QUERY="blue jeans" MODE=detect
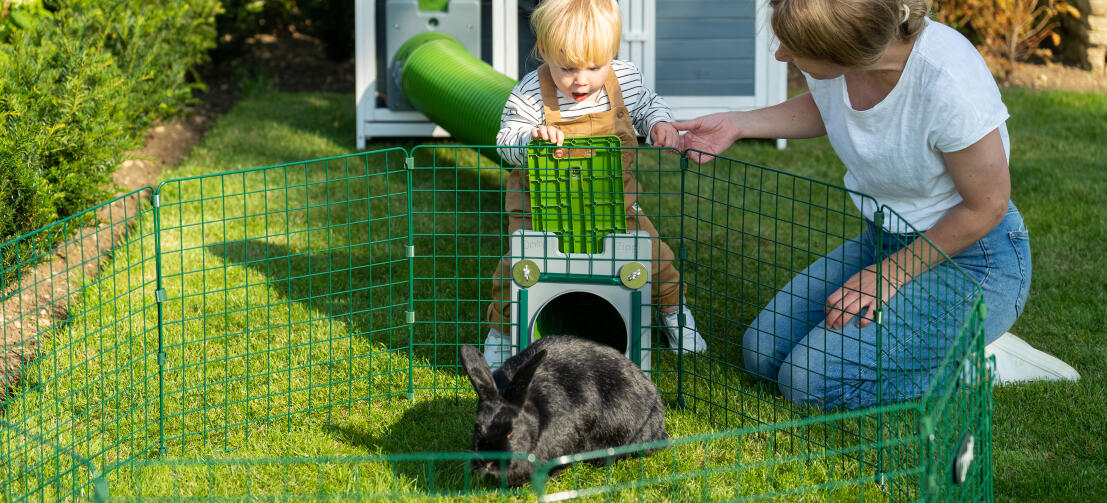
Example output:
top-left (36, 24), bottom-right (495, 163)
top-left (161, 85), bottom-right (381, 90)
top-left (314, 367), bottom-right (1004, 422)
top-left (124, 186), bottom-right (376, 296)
top-left (742, 202), bottom-right (1031, 410)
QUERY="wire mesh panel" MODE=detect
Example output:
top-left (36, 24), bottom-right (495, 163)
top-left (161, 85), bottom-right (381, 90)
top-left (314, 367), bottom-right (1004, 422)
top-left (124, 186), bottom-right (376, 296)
top-left (677, 154), bottom-right (873, 422)
top-left (0, 146), bottom-right (992, 502)
top-left (677, 152), bottom-right (991, 501)
top-left (530, 405), bottom-right (924, 502)
top-left (1, 189), bottom-right (158, 502)
top-left (115, 452), bottom-right (536, 502)
top-left (153, 149), bottom-right (412, 456)
top-left (406, 145), bottom-right (510, 398)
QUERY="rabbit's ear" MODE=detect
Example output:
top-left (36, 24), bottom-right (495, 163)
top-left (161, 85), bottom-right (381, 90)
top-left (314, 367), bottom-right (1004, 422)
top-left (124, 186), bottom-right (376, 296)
top-left (503, 349), bottom-right (547, 406)
top-left (460, 345), bottom-right (499, 402)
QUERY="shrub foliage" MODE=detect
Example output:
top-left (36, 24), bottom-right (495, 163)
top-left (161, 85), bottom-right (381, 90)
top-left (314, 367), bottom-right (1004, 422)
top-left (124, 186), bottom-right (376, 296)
top-left (934, 0), bottom-right (1081, 71)
top-left (0, 0), bottom-right (219, 278)
top-left (214, 0), bottom-right (353, 62)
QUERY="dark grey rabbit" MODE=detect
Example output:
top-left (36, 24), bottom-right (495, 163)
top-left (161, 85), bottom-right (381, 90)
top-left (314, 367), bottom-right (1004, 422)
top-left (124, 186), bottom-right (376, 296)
top-left (458, 335), bottom-right (668, 487)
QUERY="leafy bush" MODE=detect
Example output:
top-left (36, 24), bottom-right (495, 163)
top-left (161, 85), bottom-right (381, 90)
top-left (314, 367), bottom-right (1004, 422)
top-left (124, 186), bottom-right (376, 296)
top-left (64, 0), bottom-right (222, 118)
top-left (0, 0), bottom-right (53, 42)
top-left (214, 0), bottom-right (353, 63)
top-left (0, 0), bottom-right (219, 278)
top-left (212, 0), bottom-right (298, 62)
top-left (0, 30), bottom-right (130, 260)
top-left (934, 0), bottom-right (1082, 72)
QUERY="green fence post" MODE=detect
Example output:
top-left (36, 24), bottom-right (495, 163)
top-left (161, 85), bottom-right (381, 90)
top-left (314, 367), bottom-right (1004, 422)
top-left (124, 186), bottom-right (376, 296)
top-left (152, 190), bottom-right (168, 457)
top-left (405, 154), bottom-right (416, 401)
top-left (676, 154), bottom-right (689, 407)
top-left (518, 289), bottom-right (530, 351)
top-left (631, 289), bottom-right (642, 367)
top-left (873, 209), bottom-right (886, 485)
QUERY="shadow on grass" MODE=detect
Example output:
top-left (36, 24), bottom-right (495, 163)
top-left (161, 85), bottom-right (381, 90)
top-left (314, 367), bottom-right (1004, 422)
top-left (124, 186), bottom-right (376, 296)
top-left (207, 238), bottom-right (491, 371)
top-left (323, 396), bottom-right (520, 494)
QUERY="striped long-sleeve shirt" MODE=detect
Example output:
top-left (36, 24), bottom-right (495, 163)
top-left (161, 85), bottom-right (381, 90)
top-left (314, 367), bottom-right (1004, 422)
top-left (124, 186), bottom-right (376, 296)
top-left (495, 59), bottom-right (674, 167)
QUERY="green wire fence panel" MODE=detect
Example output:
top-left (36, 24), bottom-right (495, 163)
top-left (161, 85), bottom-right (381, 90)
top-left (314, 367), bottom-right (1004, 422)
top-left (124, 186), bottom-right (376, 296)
top-left (153, 150), bottom-right (413, 456)
top-left (1, 187), bottom-right (157, 503)
top-left (1, 146), bottom-right (992, 502)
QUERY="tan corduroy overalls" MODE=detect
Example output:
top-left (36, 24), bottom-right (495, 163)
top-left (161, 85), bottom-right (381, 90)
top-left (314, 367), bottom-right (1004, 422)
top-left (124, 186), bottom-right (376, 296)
top-left (485, 64), bottom-right (682, 329)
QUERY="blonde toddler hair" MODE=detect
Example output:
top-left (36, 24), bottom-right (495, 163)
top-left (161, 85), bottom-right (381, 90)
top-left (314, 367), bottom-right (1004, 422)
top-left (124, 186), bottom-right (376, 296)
top-left (770, 0), bottom-right (930, 67)
top-left (531, 0), bottom-right (622, 68)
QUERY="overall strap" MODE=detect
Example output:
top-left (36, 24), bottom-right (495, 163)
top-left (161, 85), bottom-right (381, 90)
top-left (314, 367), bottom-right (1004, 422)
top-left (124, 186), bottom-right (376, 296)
top-left (537, 64), bottom-right (562, 124)
top-left (603, 64), bottom-right (625, 110)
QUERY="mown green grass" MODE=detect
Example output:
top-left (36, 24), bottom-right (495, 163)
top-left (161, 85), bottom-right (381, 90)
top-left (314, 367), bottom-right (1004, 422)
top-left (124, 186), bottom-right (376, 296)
top-left (3, 87), bottom-right (1101, 502)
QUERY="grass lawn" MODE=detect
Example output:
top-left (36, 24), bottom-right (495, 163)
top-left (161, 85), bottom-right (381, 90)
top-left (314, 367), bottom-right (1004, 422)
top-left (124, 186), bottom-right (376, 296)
top-left (3, 87), bottom-right (1103, 502)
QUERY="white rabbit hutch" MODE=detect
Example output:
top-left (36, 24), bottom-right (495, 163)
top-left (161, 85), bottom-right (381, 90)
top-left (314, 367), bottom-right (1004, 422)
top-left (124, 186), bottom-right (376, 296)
top-left (354, 0), bottom-right (789, 148)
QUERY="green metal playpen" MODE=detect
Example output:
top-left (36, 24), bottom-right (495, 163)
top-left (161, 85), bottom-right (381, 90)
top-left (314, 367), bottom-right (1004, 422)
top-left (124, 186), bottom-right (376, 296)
top-left (1, 145), bottom-right (992, 501)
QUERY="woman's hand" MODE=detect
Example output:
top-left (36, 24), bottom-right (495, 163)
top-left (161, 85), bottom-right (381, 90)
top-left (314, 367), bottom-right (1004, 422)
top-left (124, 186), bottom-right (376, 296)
top-left (673, 94), bottom-right (827, 164)
top-left (531, 125), bottom-right (565, 146)
top-left (672, 112), bottom-right (742, 163)
top-left (824, 265), bottom-right (899, 330)
top-left (650, 122), bottom-right (681, 150)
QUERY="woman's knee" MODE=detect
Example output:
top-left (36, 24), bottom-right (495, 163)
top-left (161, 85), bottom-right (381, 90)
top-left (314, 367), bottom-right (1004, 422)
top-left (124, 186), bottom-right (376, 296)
top-left (775, 328), bottom-right (868, 410)
top-left (776, 348), bottom-right (830, 408)
top-left (778, 359), bottom-right (866, 410)
top-left (742, 322), bottom-right (779, 380)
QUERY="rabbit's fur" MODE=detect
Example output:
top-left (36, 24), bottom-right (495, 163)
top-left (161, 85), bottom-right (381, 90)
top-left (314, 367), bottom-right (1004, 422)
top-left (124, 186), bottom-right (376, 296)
top-left (459, 336), bottom-right (668, 487)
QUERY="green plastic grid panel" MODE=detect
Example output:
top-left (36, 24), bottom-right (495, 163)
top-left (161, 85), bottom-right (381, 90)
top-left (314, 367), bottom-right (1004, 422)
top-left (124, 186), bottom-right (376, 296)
top-left (525, 135), bottom-right (627, 254)
top-left (0, 146), bottom-right (991, 502)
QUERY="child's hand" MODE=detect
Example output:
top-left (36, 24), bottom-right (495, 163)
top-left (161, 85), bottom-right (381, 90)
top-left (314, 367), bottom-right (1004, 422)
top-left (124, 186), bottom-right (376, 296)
top-left (531, 125), bottom-right (565, 146)
top-left (650, 122), bottom-right (680, 150)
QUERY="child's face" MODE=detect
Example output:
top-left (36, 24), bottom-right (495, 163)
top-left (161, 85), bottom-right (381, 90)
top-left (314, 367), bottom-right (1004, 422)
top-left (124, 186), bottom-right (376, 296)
top-left (547, 60), bottom-right (612, 103)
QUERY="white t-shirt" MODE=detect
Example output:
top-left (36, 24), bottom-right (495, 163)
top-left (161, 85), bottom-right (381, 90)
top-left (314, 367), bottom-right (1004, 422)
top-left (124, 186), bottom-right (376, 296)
top-left (804, 19), bottom-right (1010, 233)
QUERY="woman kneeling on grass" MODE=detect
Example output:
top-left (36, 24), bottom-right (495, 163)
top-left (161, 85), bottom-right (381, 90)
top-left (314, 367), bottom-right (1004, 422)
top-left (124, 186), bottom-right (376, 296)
top-left (674, 0), bottom-right (1078, 410)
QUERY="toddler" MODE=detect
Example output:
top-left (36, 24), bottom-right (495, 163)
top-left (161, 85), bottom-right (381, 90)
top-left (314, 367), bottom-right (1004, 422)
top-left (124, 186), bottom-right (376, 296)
top-left (482, 0), bottom-right (706, 367)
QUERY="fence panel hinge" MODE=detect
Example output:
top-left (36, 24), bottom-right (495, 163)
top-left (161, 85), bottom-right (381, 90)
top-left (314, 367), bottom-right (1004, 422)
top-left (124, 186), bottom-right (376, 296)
top-left (154, 288), bottom-right (167, 303)
top-left (406, 245), bottom-right (415, 258)
top-left (405, 311), bottom-right (415, 324)
top-left (404, 157), bottom-right (414, 171)
top-left (151, 193), bottom-right (160, 208)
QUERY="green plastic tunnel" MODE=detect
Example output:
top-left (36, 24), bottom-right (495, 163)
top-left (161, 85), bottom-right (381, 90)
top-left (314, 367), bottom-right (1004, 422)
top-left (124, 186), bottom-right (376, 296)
top-left (393, 32), bottom-right (517, 148)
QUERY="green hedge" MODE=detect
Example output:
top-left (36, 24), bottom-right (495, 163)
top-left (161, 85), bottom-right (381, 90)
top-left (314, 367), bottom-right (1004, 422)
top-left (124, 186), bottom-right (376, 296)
top-left (214, 0), bottom-right (352, 62)
top-left (0, 0), bottom-right (219, 278)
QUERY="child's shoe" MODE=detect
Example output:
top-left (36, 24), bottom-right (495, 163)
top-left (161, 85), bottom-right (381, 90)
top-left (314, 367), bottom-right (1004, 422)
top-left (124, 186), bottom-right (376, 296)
top-left (482, 328), bottom-right (512, 369)
top-left (660, 304), bottom-right (707, 353)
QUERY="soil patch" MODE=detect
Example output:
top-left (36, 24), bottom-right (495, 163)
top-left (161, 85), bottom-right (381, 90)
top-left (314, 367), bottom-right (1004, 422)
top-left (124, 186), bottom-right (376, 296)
top-left (133, 31), bottom-right (356, 189)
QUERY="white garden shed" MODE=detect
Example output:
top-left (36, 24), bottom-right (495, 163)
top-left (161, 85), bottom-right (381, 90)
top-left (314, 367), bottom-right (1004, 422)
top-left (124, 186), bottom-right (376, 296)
top-left (355, 0), bottom-right (788, 149)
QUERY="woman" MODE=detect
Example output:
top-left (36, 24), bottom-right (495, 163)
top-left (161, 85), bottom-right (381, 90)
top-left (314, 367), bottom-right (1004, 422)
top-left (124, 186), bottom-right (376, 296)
top-left (674, 0), bottom-right (1075, 409)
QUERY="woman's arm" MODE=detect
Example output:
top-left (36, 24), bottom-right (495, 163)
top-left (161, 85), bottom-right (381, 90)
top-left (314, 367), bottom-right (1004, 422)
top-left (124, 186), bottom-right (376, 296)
top-left (824, 128), bottom-right (1011, 329)
top-left (672, 93), bottom-right (827, 163)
